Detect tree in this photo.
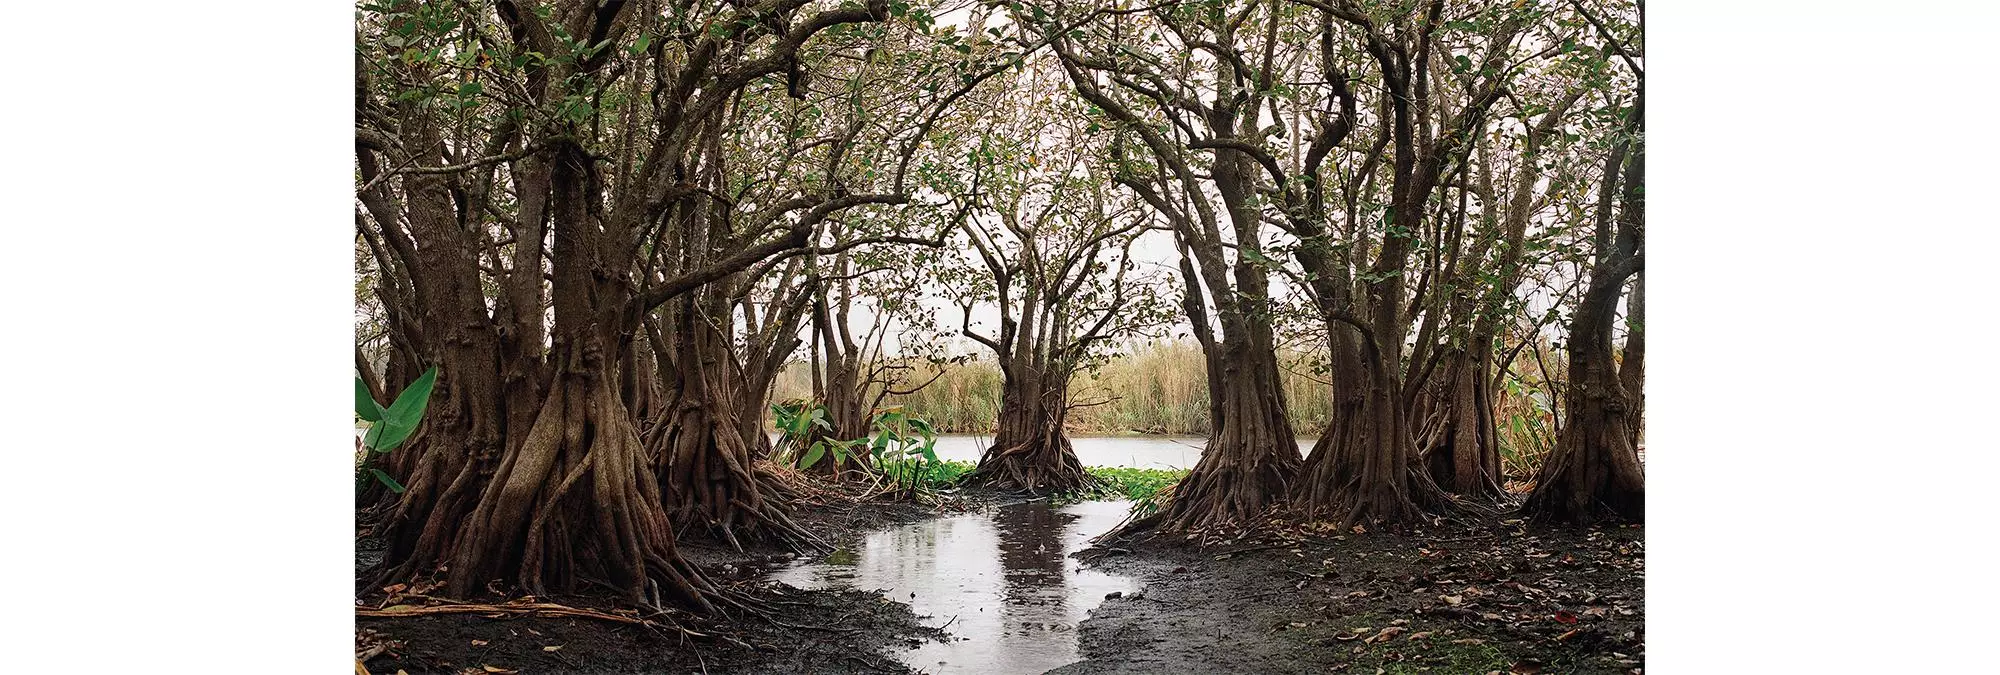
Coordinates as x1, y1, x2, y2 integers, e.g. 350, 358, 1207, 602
1020, 1, 1310, 534
949, 60, 1169, 492
1522, 0, 1644, 524
354, 0, 998, 610
1524, 95, 1643, 523
1283, 0, 1542, 527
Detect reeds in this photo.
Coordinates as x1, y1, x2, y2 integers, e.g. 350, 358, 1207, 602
773, 340, 1334, 435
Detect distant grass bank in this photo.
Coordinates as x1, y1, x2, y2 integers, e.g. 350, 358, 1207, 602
774, 341, 1333, 436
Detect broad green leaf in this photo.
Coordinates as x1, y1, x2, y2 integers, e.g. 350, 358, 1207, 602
799, 442, 828, 470
370, 468, 406, 493
356, 377, 384, 422
374, 367, 438, 452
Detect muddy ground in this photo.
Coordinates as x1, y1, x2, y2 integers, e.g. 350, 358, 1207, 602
1054, 515, 1645, 674
358, 496, 1643, 674
355, 496, 960, 675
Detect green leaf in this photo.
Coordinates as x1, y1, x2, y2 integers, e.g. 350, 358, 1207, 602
799, 442, 828, 470
356, 377, 384, 422
372, 367, 438, 453
370, 468, 406, 493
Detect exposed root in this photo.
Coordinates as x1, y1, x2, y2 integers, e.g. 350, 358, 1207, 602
963, 431, 1092, 495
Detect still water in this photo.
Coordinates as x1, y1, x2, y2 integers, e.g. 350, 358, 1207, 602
767, 500, 1141, 675
927, 435, 1207, 469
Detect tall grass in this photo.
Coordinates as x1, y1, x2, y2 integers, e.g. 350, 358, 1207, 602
1494, 338, 1565, 480
773, 340, 1332, 435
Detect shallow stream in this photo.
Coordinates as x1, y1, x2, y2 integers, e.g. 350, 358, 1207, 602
767, 499, 1140, 674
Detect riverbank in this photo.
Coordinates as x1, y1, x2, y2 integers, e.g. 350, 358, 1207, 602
1058, 514, 1646, 674
357, 482, 1643, 674
355, 488, 979, 674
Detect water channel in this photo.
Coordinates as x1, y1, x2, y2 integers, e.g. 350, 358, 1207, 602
767, 499, 1141, 675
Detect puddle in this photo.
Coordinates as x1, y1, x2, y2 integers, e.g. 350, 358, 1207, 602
767, 500, 1141, 674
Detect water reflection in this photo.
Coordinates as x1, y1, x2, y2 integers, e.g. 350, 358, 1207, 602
768, 501, 1140, 674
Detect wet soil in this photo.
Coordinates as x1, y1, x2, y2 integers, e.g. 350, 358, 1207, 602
358, 493, 1643, 674
355, 496, 969, 675
1053, 516, 1645, 674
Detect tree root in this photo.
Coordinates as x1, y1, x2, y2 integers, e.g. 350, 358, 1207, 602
356, 599, 708, 637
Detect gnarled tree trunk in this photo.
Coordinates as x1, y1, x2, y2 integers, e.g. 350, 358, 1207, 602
966, 360, 1088, 493
648, 289, 816, 552
1525, 100, 1645, 524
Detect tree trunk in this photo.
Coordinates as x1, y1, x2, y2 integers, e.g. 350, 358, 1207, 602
370, 143, 726, 612
1522, 273, 1644, 523
1619, 272, 1645, 450
1121, 332, 1299, 535
1525, 102, 1644, 524
966, 362, 1088, 493
648, 290, 816, 552
1420, 343, 1507, 499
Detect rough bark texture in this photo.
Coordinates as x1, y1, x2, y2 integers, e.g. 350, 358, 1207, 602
1122, 336, 1300, 535
1619, 272, 1645, 449
647, 291, 817, 552
1291, 5, 1519, 527
965, 364, 1089, 493
1525, 101, 1645, 524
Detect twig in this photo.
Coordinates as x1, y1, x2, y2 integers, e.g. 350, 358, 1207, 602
356, 601, 707, 638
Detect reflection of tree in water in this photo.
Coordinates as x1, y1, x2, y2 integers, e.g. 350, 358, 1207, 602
993, 503, 1074, 635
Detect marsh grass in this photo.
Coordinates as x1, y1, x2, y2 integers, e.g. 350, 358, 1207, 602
773, 340, 1332, 436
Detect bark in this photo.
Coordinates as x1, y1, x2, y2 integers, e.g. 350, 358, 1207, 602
1619, 272, 1645, 449
1291, 3, 1519, 526
1121, 334, 1300, 535
1525, 101, 1645, 524
647, 289, 817, 552
792, 290, 875, 476
370, 142, 725, 612
965, 361, 1089, 493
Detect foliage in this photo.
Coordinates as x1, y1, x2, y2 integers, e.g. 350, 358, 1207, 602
354, 367, 437, 494
773, 401, 954, 498
1085, 466, 1186, 502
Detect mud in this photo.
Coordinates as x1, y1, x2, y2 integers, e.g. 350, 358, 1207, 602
1055, 516, 1645, 674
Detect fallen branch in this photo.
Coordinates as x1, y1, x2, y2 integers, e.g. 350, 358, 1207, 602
356, 601, 707, 637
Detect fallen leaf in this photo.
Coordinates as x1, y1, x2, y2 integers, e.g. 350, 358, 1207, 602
1408, 631, 1433, 640
1442, 594, 1464, 606
542, 645, 563, 652
1556, 629, 1581, 641
482, 667, 518, 674
1289, 622, 1308, 628
1554, 610, 1579, 625
1366, 626, 1406, 644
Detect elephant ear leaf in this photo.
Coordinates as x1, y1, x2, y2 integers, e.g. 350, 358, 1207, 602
372, 367, 438, 453
799, 442, 829, 470
356, 377, 384, 422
